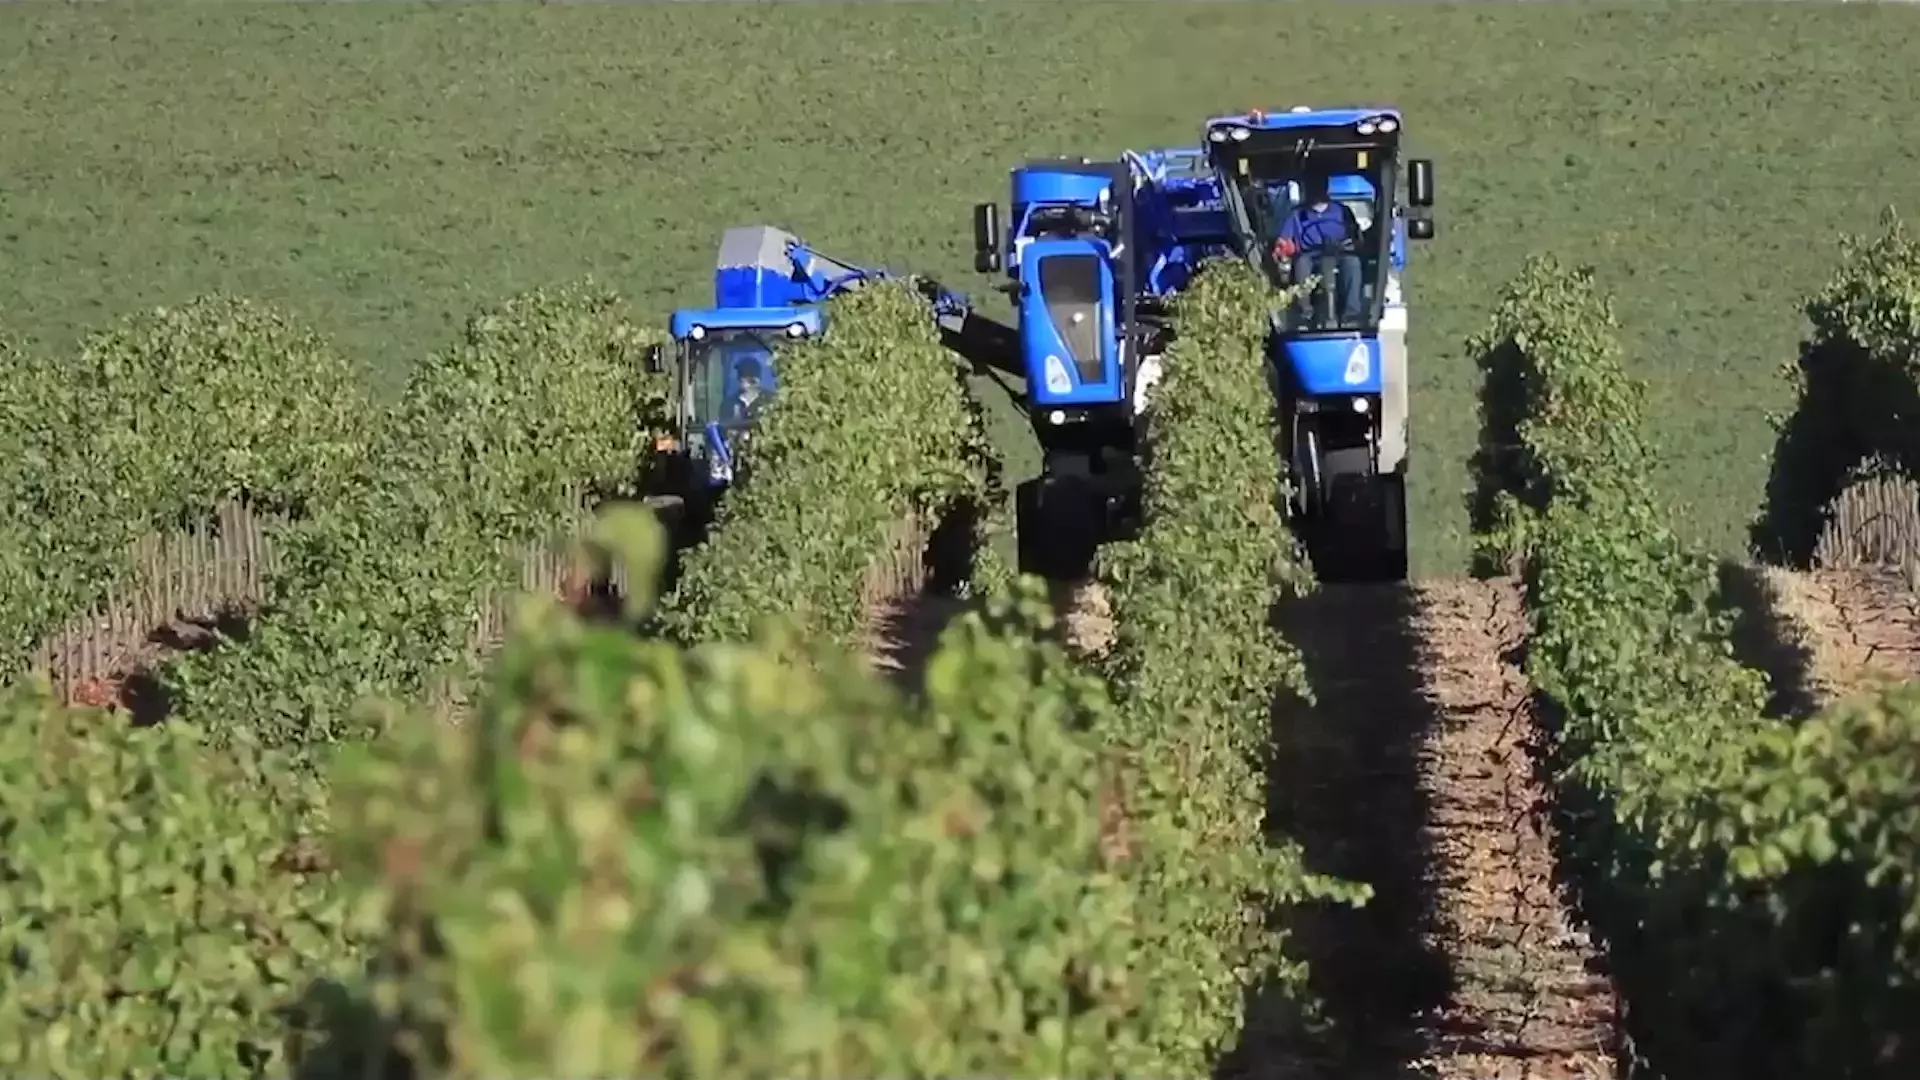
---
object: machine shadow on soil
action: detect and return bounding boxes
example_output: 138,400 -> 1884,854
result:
1223,584 -> 1450,1077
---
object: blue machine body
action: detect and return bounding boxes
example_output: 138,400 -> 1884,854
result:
665,226 -> 985,490
1203,107 -> 1410,403
664,226 -> 858,490
993,154 -> 1235,412
1003,163 -> 1130,409
669,304 -> 825,340
1284,334 -> 1383,397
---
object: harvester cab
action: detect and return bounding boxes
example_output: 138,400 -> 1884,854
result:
644,224 -> 1009,529
970,158 -> 1151,578
1205,106 -> 1435,581
651,305 -> 811,492
644,225 -> 839,530
968,152 -> 1237,579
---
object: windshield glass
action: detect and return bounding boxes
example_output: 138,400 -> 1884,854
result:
684,329 -> 782,436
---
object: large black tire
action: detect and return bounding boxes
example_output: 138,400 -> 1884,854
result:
1319,473 -> 1407,584
1336,472 -> 1413,580
1016,480 -> 1042,575
642,493 -> 686,534
1378,473 -> 1409,582
1017,475 -> 1099,581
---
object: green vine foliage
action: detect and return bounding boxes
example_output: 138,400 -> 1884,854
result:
1754,212 -> 1920,562
161,282 -> 659,751
1807,211 -> 1920,370
0,297 -> 375,680
0,285 -> 664,1075
1097,260 -> 1361,1075
1471,255 -> 1920,1077
663,281 -> 987,648
310,508 -> 1138,1078
0,692 -> 358,1077
0,335 -> 83,676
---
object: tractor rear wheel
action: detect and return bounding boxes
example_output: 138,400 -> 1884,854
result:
1317,472 -> 1407,583
1017,475 -> 1100,581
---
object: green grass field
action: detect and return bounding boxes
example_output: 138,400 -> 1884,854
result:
5,1 -> 1916,574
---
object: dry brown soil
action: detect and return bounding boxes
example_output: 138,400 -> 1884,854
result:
1757,566 -> 1920,707
1407,579 -> 1617,1078
864,578 -> 1113,694
1249,578 -> 1617,1079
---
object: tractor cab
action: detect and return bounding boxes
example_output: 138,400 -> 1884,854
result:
1260,173 -> 1397,331
645,305 -> 817,489
1205,106 -> 1436,581
1206,108 -> 1432,334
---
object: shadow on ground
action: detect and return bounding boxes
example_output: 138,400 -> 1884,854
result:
1222,583 -> 1450,1079
107,605 -> 255,727
1714,559 -> 1821,723
1750,330 -> 1920,567
864,497 -> 986,696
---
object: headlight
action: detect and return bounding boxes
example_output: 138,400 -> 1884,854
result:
1377,117 -> 1399,133
1357,120 -> 1378,136
1043,354 -> 1073,395
786,322 -> 807,338
1342,344 -> 1371,385
689,324 -> 706,341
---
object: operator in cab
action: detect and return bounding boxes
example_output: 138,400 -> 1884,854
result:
727,356 -> 768,427
1269,174 -> 1365,327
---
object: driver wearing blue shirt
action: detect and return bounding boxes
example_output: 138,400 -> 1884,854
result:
1270,175 -> 1365,326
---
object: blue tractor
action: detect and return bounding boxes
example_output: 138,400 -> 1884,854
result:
644,224 -> 1008,536
1204,105 -> 1435,581
642,226 -> 834,533
969,153 -> 1237,578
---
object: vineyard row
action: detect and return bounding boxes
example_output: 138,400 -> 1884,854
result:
1469,217 -> 1920,1075
0,267 -> 1342,1074
7,216 -> 1920,1073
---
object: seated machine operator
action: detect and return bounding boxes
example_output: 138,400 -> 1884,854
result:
726,355 -> 767,427
1269,174 -> 1365,327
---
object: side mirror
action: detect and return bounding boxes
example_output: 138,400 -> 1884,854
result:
1407,159 -> 1435,208
972,202 -> 1003,274
1408,217 -> 1436,241
645,343 -> 666,374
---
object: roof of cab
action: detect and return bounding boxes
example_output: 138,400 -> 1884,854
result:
1205,106 -> 1402,131
668,304 -> 826,340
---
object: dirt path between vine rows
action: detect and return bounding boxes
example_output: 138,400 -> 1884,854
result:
1051,577 -> 1115,657
1249,578 -> 1617,1079
865,590 -> 969,694
1754,566 -> 1920,708
865,578 -> 1113,695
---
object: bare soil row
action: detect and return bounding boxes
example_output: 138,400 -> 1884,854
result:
1756,565 -> 1920,707
1243,563 -> 1920,1080
1239,578 -> 1615,1080
864,578 -> 1114,694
